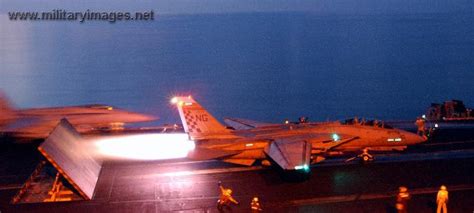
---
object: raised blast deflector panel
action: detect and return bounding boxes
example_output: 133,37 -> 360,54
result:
38,119 -> 101,200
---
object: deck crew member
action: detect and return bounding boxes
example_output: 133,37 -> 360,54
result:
396,186 -> 410,213
354,117 -> 360,125
250,197 -> 263,212
415,117 -> 426,136
437,185 -> 448,213
217,181 -> 239,211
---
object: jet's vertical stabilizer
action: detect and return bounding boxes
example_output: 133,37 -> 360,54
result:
0,91 -> 17,124
171,96 -> 234,139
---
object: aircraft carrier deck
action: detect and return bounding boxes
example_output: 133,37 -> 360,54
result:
1,123 -> 474,212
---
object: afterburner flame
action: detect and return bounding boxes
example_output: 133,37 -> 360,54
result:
94,133 -> 195,160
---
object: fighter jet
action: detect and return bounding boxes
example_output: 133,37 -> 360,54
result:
171,96 -> 426,172
0,92 -> 156,139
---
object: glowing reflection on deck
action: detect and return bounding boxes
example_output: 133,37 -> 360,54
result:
94,133 -> 194,160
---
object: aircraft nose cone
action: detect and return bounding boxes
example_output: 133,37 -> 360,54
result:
135,114 -> 158,122
404,132 -> 427,144
121,112 -> 157,122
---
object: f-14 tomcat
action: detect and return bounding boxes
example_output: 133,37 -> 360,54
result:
171,96 -> 426,172
0,92 -> 156,139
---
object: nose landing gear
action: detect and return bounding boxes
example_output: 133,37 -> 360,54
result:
358,148 -> 374,162
360,153 -> 374,162
346,148 -> 374,163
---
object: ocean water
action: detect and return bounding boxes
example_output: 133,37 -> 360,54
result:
1,12 -> 473,125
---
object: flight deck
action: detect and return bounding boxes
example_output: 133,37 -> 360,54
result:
1,122 -> 474,212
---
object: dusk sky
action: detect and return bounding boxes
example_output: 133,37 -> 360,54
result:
1,0 -> 473,123
1,0 -> 471,15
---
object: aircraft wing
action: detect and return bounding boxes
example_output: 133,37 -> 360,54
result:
224,117 -> 274,130
1,117 -> 59,138
264,139 -> 312,170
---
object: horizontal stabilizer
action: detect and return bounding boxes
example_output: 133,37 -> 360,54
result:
222,159 -> 256,166
224,117 -> 274,130
187,148 -> 241,160
312,156 -> 326,164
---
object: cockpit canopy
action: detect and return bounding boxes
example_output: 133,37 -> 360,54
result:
341,117 -> 393,129
85,104 -> 114,110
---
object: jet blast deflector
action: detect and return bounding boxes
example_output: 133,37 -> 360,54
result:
38,119 -> 102,200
